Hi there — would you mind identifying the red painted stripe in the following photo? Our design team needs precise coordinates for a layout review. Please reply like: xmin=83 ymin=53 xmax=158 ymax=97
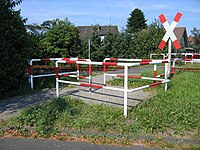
xmin=173 ymin=39 xmax=181 ymax=50
xmin=117 ymin=74 xmax=124 ymax=77
xmin=170 ymin=67 xmax=175 ymax=76
xmin=117 ymin=74 xmax=141 ymax=79
xmin=110 ymin=58 xmax=118 ymax=61
xmin=140 ymin=61 xmax=150 ymax=65
xmin=80 ymin=83 xmax=103 ymax=89
xmin=158 ymin=40 xmax=166 ymax=50
xmin=154 ymin=70 xmax=157 ymax=78
xmin=56 ymin=68 xmax=59 ymax=78
xmin=66 ymin=60 xmax=77 ymax=64
xmin=153 ymin=70 xmax=157 ymax=84
xmin=78 ymin=76 xmax=86 ymax=79
xmin=62 ymin=74 xmax=69 ymax=77
xmin=160 ymin=74 xmax=165 ymax=77
xmin=162 ymin=60 xmax=169 ymax=63
xmin=192 ymin=55 xmax=194 ymax=59
xmin=149 ymin=82 xmax=162 ymax=87
xmin=89 ymin=65 xmax=92 ymax=76
xmin=128 ymin=75 xmax=141 ymax=79
xmin=142 ymin=59 xmax=152 ymax=62
xmin=41 ymin=58 xmax=50 ymax=61
xmin=103 ymin=64 xmax=106 ymax=73
xmin=28 ymin=65 xmax=32 ymax=75
xmin=62 ymin=58 xmax=70 ymax=61
xmin=76 ymin=64 xmax=80 ymax=70
xmin=173 ymin=12 xmax=182 ymax=22
xmin=159 ymin=14 xmax=167 ymax=24
xmin=185 ymin=58 xmax=192 ymax=61
xmin=102 ymin=62 xmax=118 ymax=66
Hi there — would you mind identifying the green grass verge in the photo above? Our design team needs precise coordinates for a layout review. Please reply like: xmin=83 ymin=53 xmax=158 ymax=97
xmin=180 ymin=63 xmax=200 ymax=68
xmin=3 ymin=69 xmax=200 ymax=139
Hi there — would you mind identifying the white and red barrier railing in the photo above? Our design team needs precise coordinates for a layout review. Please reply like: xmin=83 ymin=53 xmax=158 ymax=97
xmin=56 ymin=59 xmax=170 ymax=117
xmin=28 ymin=58 xmax=90 ymax=89
xmin=103 ymin=58 xmax=169 ymax=85
xmin=150 ymin=53 xmax=200 ymax=64
xmin=28 ymin=58 xmax=64 ymax=89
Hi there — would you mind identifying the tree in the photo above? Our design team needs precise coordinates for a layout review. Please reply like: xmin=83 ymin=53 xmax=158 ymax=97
xmin=126 ymin=8 xmax=147 ymax=34
xmin=101 ymin=32 xmax=117 ymax=58
xmin=39 ymin=18 xmax=81 ymax=58
xmin=26 ymin=23 xmax=44 ymax=58
xmin=112 ymin=31 xmax=134 ymax=58
xmin=131 ymin=20 xmax=165 ymax=58
xmin=191 ymin=28 xmax=200 ymax=52
xmin=0 ymin=0 xmax=31 ymax=94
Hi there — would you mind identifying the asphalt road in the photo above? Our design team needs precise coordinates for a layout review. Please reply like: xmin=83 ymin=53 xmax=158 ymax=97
xmin=0 ymin=138 xmax=164 ymax=150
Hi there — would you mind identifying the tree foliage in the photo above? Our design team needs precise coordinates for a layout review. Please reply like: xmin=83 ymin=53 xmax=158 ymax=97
xmin=126 ymin=8 xmax=147 ymax=34
xmin=89 ymin=25 xmax=103 ymax=61
xmin=39 ymin=18 xmax=81 ymax=58
xmin=131 ymin=20 xmax=166 ymax=58
xmin=191 ymin=28 xmax=200 ymax=52
xmin=0 ymin=0 xmax=31 ymax=94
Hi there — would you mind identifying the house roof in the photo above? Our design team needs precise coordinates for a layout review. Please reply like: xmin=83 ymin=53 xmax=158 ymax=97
xmin=77 ymin=26 xmax=118 ymax=40
xmin=173 ymin=27 xmax=186 ymax=40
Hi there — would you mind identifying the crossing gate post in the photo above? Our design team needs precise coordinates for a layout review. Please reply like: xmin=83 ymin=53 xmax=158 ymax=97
xmin=124 ymin=65 xmax=128 ymax=118
xmin=56 ymin=61 xmax=59 ymax=98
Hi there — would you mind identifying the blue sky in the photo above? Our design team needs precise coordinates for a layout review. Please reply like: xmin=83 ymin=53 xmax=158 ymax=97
xmin=16 ymin=0 xmax=200 ymax=35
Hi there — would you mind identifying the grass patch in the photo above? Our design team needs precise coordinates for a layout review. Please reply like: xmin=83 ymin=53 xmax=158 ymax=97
xmin=181 ymin=63 xmax=200 ymax=68
xmin=4 ymin=70 xmax=200 ymax=139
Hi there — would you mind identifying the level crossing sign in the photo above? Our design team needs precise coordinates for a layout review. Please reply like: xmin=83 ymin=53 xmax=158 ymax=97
xmin=158 ymin=12 xmax=182 ymax=50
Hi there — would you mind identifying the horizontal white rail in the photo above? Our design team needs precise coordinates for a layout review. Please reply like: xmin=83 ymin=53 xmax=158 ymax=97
xmin=128 ymin=80 xmax=170 ymax=92
xmin=33 ymin=72 xmax=77 ymax=78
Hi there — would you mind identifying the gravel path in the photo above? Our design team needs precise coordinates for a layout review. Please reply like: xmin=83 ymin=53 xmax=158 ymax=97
xmin=0 ymin=66 xmax=155 ymax=121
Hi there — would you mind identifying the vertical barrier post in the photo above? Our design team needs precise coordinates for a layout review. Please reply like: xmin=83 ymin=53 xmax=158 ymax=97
xmin=172 ymin=60 xmax=175 ymax=75
xmin=164 ymin=62 xmax=168 ymax=91
xmin=124 ymin=65 xmax=128 ymax=118
xmin=168 ymin=39 xmax=172 ymax=74
xmin=56 ymin=62 xmax=59 ymax=98
xmin=153 ymin=64 xmax=157 ymax=86
xmin=89 ymin=64 xmax=92 ymax=92
xmin=191 ymin=54 xmax=194 ymax=64
xmin=76 ymin=64 xmax=80 ymax=80
xmin=29 ymin=60 xmax=33 ymax=90
xmin=103 ymin=64 xmax=106 ymax=85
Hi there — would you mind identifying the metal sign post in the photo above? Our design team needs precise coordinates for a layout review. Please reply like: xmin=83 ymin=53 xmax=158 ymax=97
xmin=168 ymin=39 xmax=172 ymax=75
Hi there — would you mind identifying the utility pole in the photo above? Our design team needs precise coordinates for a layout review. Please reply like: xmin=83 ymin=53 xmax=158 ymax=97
xmin=88 ymin=38 xmax=91 ymax=60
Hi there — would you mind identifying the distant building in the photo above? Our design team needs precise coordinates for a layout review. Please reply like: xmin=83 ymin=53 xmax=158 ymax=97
xmin=77 ymin=26 xmax=118 ymax=41
xmin=174 ymin=27 xmax=189 ymax=48
xmin=174 ymin=27 xmax=195 ymax=52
